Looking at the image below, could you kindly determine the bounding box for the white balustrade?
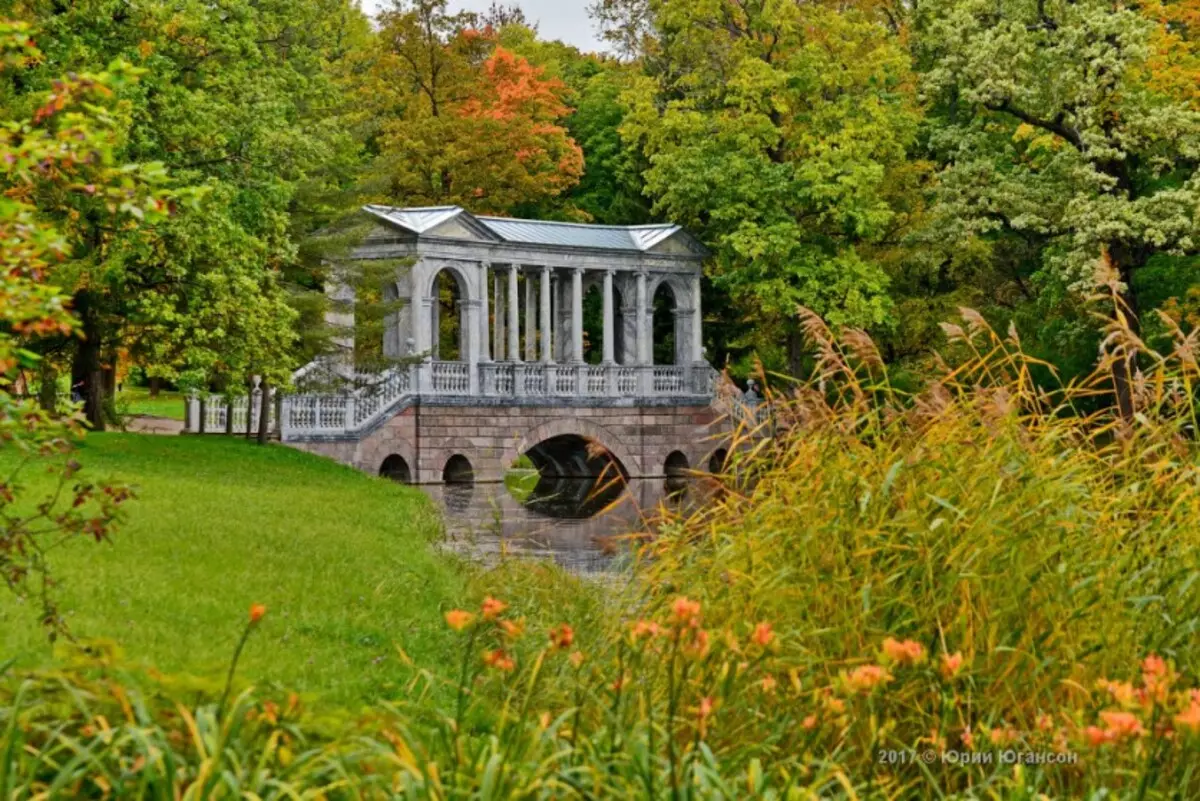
[200,360,721,440]
[653,366,686,394]
[554,366,578,395]
[190,391,277,434]
[585,366,607,395]
[431,361,470,395]
[616,367,637,395]
[520,364,547,396]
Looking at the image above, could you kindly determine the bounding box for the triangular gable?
[638,227,709,257]
[363,204,500,242]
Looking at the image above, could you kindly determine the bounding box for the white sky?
[360,0,606,53]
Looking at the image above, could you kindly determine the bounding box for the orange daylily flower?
[751,621,774,647]
[445,609,475,631]
[249,604,268,624]
[671,596,701,627]
[481,597,507,620]
[881,637,925,666]
[843,664,893,693]
[1174,702,1200,733]
[549,623,574,650]
[483,649,515,672]
[1099,710,1144,740]
[631,620,662,641]
[940,651,964,679]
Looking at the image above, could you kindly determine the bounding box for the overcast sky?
[360,0,606,53]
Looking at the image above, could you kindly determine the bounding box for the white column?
[479,262,491,362]
[493,271,505,361]
[508,265,521,362]
[540,266,553,362]
[571,268,584,362]
[524,273,536,361]
[636,271,649,364]
[602,269,615,364]
[430,291,440,359]
[691,274,703,362]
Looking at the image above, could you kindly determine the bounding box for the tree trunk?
[245,378,256,439]
[225,394,235,435]
[257,380,271,445]
[37,362,58,413]
[149,376,161,398]
[73,290,106,431]
[1108,244,1144,423]
[786,329,805,380]
[199,396,207,434]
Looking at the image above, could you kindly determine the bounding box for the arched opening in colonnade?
[431,268,468,361]
[652,282,679,365]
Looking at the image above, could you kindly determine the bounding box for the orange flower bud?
[249,604,267,624]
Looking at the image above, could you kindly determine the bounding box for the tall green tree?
[918,0,1200,415]
[9,0,363,425]
[615,0,923,374]
[0,22,154,635]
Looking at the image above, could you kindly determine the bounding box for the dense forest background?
[8,0,1200,425]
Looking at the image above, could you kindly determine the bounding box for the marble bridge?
[188,205,727,484]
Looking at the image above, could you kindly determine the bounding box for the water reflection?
[421,474,694,573]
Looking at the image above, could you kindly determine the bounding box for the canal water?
[421,474,693,573]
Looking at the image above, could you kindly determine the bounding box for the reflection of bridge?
[216,205,725,482]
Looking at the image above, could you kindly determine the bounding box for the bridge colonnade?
[412,259,704,375]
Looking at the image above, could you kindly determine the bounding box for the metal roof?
[363,205,466,235]
[364,205,689,253]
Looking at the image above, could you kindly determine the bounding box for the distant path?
[126,415,185,435]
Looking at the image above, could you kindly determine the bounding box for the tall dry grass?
[6,296,1200,798]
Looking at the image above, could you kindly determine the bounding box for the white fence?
[185,390,278,435]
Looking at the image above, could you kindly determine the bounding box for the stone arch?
[443,453,475,484]
[420,261,476,304]
[664,450,689,476]
[503,417,643,477]
[708,447,728,473]
[379,454,412,483]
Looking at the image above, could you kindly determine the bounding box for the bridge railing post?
[514,363,526,398]
[543,363,554,398]
[575,363,586,396]
[606,365,618,397]
[638,365,654,398]
[416,360,432,396]
[279,395,292,441]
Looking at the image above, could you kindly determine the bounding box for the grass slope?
[0,434,465,703]
[116,387,186,420]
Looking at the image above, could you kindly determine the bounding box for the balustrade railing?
[519,364,546,396]
[585,366,608,395]
[185,361,719,439]
[431,361,470,395]
[652,366,686,394]
[189,391,277,435]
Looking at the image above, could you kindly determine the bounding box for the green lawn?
[0,434,467,703]
[117,387,187,420]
